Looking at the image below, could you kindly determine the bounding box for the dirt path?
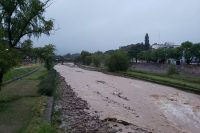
[55,63,200,133]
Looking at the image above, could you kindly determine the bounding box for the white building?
[152,42,179,49]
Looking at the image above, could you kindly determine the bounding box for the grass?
[123,70,200,94]
[0,97,38,133]
[38,69,58,96]
[23,96,57,133]
[129,69,200,84]
[3,64,40,82]
[0,65,57,133]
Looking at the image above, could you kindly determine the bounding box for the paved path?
[55,63,200,133]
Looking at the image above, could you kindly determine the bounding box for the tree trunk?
[0,71,3,91]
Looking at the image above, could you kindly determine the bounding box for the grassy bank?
[123,70,200,94]
[0,66,57,133]
[3,64,40,82]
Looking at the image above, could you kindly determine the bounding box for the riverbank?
[52,71,151,133]
[0,67,56,133]
[55,64,200,133]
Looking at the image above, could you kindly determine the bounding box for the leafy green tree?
[0,0,53,88]
[80,51,91,65]
[192,43,200,63]
[154,48,166,63]
[92,55,101,67]
[41,44,55,70]
[106,51,129,72]
[166,47,182,60]
[138,50,152,62]
[181,41,193,64]
[84,56,92,66]
[0,0,53,48]
[0,46,20,89]
[128,44,144,63]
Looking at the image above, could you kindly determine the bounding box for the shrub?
[38,70,57,96]
[167,64,178,75]
[92,55,101,67]
[84,56,92,65]
[106,51,129,72]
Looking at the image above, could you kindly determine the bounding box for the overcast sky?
[34,0,200,55]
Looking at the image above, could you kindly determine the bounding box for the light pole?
[0,49,8,54]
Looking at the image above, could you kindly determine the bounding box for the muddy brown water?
[55,63,200,133]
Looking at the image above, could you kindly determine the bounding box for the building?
[152,42,179,49]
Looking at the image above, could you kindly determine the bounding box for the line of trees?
[120,41,200,64]
[73,41,200,72]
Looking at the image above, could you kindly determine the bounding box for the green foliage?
[106,51,129,72]
[138,50,152,62]
[38,44,55,70]
[80,51,91,65]
[0,46,21,87]
[24,96,54,133]
[0,0,54,48]
[192,43,200,63]
[167,64,178,75]
[84,56,92,65]
[127,44,145,63]
[181,41,193,64]
[166,47,182,60]
[0,46,20,73]
[38,70,57,96]
[92,55,101,67]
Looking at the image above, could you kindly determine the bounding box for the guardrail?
[2,67,41,85]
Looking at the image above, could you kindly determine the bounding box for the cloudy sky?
[34,0,200,55]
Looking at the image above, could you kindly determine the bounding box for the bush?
[84,56,92,65]
[38,70,57,96]
[106,51,129,72]
[167,64,178,75]
[92,55,101,67]
[45,59,53,70]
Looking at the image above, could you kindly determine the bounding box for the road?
[55,63,200,133]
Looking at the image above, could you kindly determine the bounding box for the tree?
[41,44,55,70]
[84,56,92,66]
[181,41,193,64]
[106,51,129,72]
[80,51,91,65]
[0,0,53,48]
[0,46,20,90]
[128,43,144,63]
[192,43,200,63]
[0,0,53,88]
[154,48,166,63]
[92,54,101,67]
[165,47,182,62]
[145,33,150,50]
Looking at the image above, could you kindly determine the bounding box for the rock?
[52,76,116,133]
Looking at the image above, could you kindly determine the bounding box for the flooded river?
[55,63,200,133]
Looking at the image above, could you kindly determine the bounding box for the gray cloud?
[34,0,200,54]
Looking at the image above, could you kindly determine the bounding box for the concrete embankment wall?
[132,63,200,76]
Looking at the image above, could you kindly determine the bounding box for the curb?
[43,96,54,123]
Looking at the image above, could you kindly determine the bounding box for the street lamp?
[0,48,9,54]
